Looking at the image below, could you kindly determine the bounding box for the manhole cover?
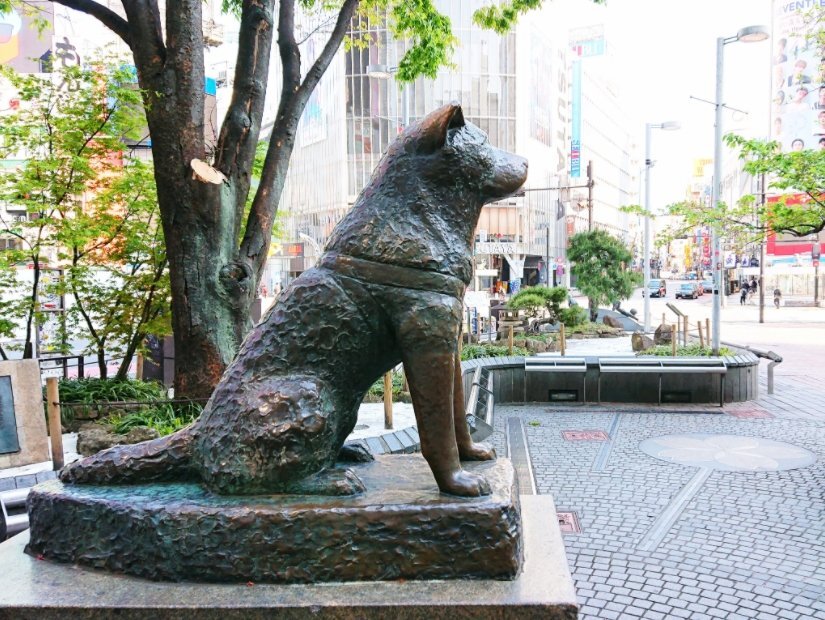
[562,430,609,441]
[640,434,816,472]
[558,511,581,533]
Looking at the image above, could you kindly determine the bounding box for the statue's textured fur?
[60,103,528,497]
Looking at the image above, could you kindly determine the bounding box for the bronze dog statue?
[60,103,528,497]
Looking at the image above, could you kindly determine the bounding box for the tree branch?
[238,0,359,278]
[214,0,277,237]
[278,0,301,94]
[51,0,131,46]
[296,0,359,103]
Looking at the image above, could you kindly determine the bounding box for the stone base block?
[0,494,576,619]
[26,456,522,583]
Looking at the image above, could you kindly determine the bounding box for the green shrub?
[56,378,167,403]
[558,306,587,327]
[45,377,168,428]
[507,285,568,321]
[461,344,530,360]
[367,371,406,398]
[567,321,621,336]
[106,401,203,436]
[640,344,734,357]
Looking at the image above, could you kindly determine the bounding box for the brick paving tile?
[490,352,825,620]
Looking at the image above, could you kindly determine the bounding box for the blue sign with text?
[0,376,20,454]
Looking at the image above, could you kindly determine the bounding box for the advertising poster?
[770,1,824,152]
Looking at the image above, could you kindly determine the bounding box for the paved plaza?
[486,300,825,620]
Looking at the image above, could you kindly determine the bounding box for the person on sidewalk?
[773,287,782,308]
[740,281,749,305]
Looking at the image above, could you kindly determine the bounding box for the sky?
[555,0,774,211]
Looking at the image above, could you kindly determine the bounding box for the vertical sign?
[0,376,19,454]
[770,1,823,153]
[570,59,582,178]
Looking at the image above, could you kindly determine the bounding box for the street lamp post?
[366,64,408,132]
[710,25,769,354]
[643,121,680,333]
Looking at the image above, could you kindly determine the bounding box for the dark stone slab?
[26,456,522,584]
[0,494,576,619]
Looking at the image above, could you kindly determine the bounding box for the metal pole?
[545,227,550,286]
[401,83,409,129]
[587,160,594,231]
[644,123,652,333]
[711,36,725,355]
[816,262,820,306]
[759,172,766,323]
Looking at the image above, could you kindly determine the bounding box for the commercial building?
[273,2,640,298]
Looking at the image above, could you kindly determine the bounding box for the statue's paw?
[438,469,491,497]
[459,442,496,462]
[283,468,366,496]
[337,441,375,463]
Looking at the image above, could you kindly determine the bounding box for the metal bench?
[524,356,588,403]
[1,487,30,540]
[598,356,727,406]
[465,366,495,441]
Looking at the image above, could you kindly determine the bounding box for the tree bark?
[48,0,358,399]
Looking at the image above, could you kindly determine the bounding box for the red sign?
[814,260,820,268]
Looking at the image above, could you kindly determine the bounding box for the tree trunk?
[589,298,598,323]
[96,344,107,379]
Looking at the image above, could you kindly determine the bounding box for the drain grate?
[562,430,609,441]
[557,511,581,534]
[727,409,774,419]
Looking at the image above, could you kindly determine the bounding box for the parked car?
[701,279,714,293]
[682,272,698,280]
[645,278,667,298]
[676,283,699,299]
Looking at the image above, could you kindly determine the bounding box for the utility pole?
[586,160,594,231]
[758,172,766,323]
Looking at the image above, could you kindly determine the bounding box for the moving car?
[675,283,699,299]
[701,279,714,293]
[646,279,667,298]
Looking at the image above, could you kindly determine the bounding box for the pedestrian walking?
[740,281,749,305]
[773,287,782,308]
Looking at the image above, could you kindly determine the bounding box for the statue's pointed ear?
[415,102,465,153]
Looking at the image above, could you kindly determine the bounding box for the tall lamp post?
[644,121,680,332]
[366,64,409,133]
[710,25,769,354]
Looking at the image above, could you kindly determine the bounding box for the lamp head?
[736,25,769,43]
[366,63,396,79]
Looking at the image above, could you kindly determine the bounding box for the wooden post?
[683,315,689,346]
[662,312,666,327]
[705,318,710,345]
[671,324,677,356]
[560,323,566,356]
[508,325,514,355]
[698,321,705,348]
[383,371,393,430]
[46,377,64,471]
[135,353,144,380]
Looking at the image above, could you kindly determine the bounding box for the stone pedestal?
[0,360,49,468]
[0,493,577,619]
[27,456,522,583]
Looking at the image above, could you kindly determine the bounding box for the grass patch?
[640,344,734,357]
[106,401,203,436]
[461,344,530,360]
[567,322,622,336]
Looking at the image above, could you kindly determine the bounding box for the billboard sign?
[770,1,825,152]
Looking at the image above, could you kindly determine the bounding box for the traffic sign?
[814,259,820,268]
